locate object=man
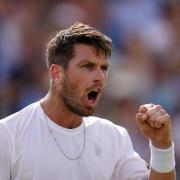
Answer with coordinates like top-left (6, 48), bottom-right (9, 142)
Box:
top-left (0, 22), bottom-right (176, 179)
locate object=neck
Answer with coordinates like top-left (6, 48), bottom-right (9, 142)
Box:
top-left (40, 92), bottom-right (83, 129)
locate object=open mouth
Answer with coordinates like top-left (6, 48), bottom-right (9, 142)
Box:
top-left (87, 90), bottom-right (99, 102)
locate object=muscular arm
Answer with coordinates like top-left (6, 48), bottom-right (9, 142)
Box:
top-left (136, 104), bottom-right (176, 180)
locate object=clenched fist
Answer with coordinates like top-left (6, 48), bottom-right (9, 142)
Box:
top-left (136, 104), bottom-right (172, 149)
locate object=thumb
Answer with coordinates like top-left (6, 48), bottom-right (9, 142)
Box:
top-left (136, 112), bottom-right (148, 124)
top-left (139, 103), bottom-right (154, 113)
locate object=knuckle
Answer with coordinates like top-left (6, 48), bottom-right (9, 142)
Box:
top-left (165, 114), bottom-right (170, 119)
top-left (155, 105), bottom-right (161, 110)
top-left (160, 109), bottom-right (166, 115)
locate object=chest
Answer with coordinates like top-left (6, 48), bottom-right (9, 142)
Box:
top-left (11, 127), bottom-right (116, 180)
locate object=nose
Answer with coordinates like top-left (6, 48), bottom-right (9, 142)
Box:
top-left (93, 66), bottom-right (107, 84)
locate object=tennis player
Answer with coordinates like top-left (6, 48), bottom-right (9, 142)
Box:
top-left (0, 22), bottom-right (176, 180)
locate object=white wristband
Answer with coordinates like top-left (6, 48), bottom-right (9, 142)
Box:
top-left (150, 142), bottom-right (175, 173)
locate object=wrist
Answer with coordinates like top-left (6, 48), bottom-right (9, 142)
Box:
top-left (151, 136), bottom-right (172, 149)
top-left (150, 142), bottom-right (175, 173)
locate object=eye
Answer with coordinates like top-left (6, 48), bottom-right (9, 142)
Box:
top-left (83, 63), bottom-right (95, 70)
top-left (101, 65), bottom-right (109, 72)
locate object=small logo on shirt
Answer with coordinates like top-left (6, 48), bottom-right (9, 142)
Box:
top-left (94, 145), bottom-right (102, 156)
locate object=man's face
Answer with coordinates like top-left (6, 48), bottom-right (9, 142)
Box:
top-left (60, 44), bottom-right (109, 116)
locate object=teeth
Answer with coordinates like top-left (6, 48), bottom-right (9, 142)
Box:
top-left (87, 88), bottom-right (101, 94)
top-left (94, 88), bottom-right (101, 92)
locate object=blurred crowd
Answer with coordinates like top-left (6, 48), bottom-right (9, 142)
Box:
top-left (0, 0), bottom-right (180, 177)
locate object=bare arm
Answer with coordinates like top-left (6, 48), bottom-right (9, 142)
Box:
top-left (136, 104), bottom-right (176, 180)
top-left (149, 168), bottom-right (175, 180)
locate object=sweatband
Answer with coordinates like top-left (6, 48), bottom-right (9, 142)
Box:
top-left (150, 142), bottom-right (175, 173)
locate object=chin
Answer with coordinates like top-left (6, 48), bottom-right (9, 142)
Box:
top-left (77, 107), bottom-right (96, 117)
top-left (69, 104), bottom-right (96, 117)
top-left (83, 108), bottom-right (96, 117)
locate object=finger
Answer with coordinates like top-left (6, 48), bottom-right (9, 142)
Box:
top-left (154, 117), bottom-right (163, 128)
top-left (136, 112), bottom-right (148, 122)
top-left (147, 119), bottom-right (155, 128)
top-left (149, 109), bottom-right (166, 128)
top-left (136, 112), bottom-right (151, 131)
top-left (150, 109), bottom-right (166, 121)
top-left (147, 105), bottom-right (161, 117)
top-left (150, 110), bottom-right (170, 129)
top-left (139, 103), bottom-right (154, 113)
top-left (139, 104), bottom-right (162, 128)
top-left (155, 114), bottom-right (171, 127)
top-left (143, 103), bottom-right (154, 109)
top-left (154, 121), bottom-right (162, 128)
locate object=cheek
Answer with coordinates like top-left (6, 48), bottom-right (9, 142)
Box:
top-left (71, 79), bottom-right (87, 93)
top-left (65, 77), bottom-right (85, 95)
top-left (105, 72), bottom-right (109, 80)
top-left (103, 73), bottom-right (108, 87)
top-left (69, 72), bottom-right (90, 87)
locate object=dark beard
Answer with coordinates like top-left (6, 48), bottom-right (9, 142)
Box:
top-left (60, 75), bottom-right (96, 117)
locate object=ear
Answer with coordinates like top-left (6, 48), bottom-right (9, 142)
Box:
top-left (49, 64), bottom-right (64, 83)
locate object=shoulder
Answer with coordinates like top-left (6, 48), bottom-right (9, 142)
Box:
top-left (84, 116), bottom-right (128, 138)
top-left (0, 101), bottom-right (41, 134)
top-left (84, 116), bottom-right (134, 156)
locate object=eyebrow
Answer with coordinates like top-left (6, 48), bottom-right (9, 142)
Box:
top-left (78, 59), bottom-right (110, 67)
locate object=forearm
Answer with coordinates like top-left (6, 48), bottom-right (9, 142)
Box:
top-left (136, 104), bottom-right (176, 180)
top-left (149, 168), bottom-right (176, 180)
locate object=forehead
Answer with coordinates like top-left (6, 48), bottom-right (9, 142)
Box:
top-left (70, 44), bottom-right (108, 65)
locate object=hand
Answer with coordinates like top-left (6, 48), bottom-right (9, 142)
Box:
top-left (136, 104), bottom-right (172, 149)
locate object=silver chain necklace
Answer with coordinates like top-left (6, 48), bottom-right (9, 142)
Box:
top-left (44, 113), bottom-right (86, 160)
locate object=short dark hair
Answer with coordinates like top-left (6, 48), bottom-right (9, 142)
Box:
top-left (46, 22), bottom-right (112, 69)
